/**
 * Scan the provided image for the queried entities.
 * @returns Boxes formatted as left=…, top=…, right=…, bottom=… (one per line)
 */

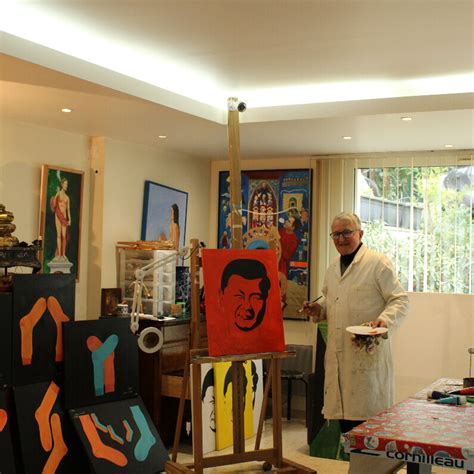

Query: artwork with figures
left=39, top=165, right=84, bottom=280
left=201, top=249, right=285, bottom=357
left=140, top=180, right=188, bottom=251
left=217, top=169, right=312, bottom=320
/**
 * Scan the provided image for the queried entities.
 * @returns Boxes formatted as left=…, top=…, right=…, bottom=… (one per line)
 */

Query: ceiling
left=1, top=0, right=473, bottom=159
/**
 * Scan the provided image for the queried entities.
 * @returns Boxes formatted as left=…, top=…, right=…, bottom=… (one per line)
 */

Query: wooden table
left=344, top=379, right=474, bottom=473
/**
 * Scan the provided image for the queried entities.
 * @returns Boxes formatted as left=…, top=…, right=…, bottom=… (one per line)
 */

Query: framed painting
left=217, top=169, right=312, bottom=320
left=39, top=165, right=84, bottom=281
left=101, top=288, right=122, bottom=317
left=140, top=180, right=188, bottom=251
left=201, top=249, right=285, bottom=357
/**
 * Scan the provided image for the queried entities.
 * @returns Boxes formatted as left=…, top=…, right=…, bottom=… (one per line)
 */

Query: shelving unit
left=116, top=247, right=176, bottom=316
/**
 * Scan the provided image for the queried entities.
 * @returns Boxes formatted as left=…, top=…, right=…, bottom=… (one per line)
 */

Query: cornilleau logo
left=387, top=452, right=465, bottom=469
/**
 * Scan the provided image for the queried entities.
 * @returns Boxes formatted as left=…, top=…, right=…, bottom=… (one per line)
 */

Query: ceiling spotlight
left=401, top=117, right=412, bottom=121
left=158, top=135, right=167, bottom=139
left=445, top=144, right=454, bottom=148
left=61, top=108, right=73, bottom=113
left=342, top=136, right=352, bottom=140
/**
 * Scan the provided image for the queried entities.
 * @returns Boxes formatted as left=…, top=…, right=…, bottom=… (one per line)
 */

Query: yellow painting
left=214, top=361, right=254, bottom=450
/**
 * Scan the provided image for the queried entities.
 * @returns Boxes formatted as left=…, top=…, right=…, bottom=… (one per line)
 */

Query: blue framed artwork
left=140, top=181, right=188, bottom=250
left=217, top=169, right=312, bottom=320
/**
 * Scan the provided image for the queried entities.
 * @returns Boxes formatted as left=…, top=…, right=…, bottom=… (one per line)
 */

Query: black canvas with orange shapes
left=0, top=388, right=17, bottom=474
left=63, top=319, right=138, bottom=409
left=70, top=396, right=168, bottom=473
left=0, top=293, right=12, bottom=387
left=14, top=381, right=86, bottom=474
left=201, top=249, right=286, bottom=357
left=11, top=274, right=75, bottom=386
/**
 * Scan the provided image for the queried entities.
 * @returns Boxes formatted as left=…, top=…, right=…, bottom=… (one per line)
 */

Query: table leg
left=406, top=462, right=432, bottom=474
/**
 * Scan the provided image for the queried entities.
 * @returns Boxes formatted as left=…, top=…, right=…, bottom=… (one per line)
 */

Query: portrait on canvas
left=217, top=169, right=312, bottom=320
left=140, top=180, right=188, bottom=251
left=39, top=165, right=84, bottom=280
left=201, top=249, right=285, bottom=357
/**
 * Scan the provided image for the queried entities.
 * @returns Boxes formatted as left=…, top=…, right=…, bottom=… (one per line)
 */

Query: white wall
left=100, top=138, right=211, bottom=288
left=1, top=119, right=90, bottom=319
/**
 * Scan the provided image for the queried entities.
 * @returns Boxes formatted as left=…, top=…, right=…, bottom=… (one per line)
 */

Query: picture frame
left=140, top=180, right=188, bottom=251
left=39, top=165, right=84, bottom=281
left=100, top=288, right=122, bottom=317
left=217, top=169, right=312, bottom=321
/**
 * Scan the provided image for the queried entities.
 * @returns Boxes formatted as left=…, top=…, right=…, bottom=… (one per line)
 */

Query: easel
left=166, top=99, right=316, bottom=473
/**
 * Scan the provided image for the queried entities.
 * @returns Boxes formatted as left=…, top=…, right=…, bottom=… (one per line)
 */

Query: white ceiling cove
left=1, top=0, right=473, bottom=158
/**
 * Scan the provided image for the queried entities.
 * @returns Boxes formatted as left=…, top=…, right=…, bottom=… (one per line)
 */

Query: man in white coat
left=303, top=212, right=408, bottom=473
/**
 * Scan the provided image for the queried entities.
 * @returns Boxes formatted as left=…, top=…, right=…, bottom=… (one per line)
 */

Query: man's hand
left=368, top=319, right=388, bottom=339
left=300, top=301, right=322, bottom=321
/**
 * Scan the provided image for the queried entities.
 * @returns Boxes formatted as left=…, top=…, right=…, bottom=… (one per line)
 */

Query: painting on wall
left=69, top=396, right=168, bottom=473
left=140, top=180, right=188, bottom=251
left=201, top=249, right=285, bottom=357
left=213, top=361, right=254, bottom=451
left=39, top=165, right=84, bottom=280
left=217, top=169, right=312, bottom=320
left=14, top=381, right=86, bottom=474
left=63, top=319, right=139, bottom=409
left=11, top=274, right=75, bottom=386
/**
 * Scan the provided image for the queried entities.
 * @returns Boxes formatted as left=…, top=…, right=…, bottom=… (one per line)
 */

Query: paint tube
left=434, top=395, right=467, bottom=405
left=427, top=390, right=450, bottom=400
left=448, top=387, right=474, bottom=396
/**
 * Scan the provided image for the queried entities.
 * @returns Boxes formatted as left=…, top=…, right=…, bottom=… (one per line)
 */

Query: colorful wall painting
left=217, top=169, right=312, bottom=320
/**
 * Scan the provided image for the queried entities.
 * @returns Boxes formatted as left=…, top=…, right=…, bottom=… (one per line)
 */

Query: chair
left=280, top=344, right=313, bottom=421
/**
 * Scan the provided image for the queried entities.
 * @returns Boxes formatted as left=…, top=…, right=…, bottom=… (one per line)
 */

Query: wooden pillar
left=227, top=97, right=244, bottom=249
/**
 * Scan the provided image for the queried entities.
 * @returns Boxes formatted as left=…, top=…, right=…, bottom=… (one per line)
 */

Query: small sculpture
left=0, top=204, right=19, bottom=247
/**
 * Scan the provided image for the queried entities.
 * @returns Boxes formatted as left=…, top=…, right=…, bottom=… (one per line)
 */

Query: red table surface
left=346, top=398, right=474, bottom=461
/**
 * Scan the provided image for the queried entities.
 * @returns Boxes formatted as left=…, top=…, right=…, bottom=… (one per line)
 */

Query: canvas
left=11, top=274, right=75, bottom=386
left=14, top=381, right=86, bottom=474
left=250, top=359, right=264, bottom=432
left=200, top=363, right=216, bottom=454
left=202, top=249, right=285, bottom=357
left=217, top=169, right=312, bottom=320
left=140, top=180, right=188, bottom=252
left=39, top=165, right=84, bottom=280
left=63, top=319, right=139, bottom=409
left=70, top=396, right=168, bottom=473
left=0, top=293, right=12, bottom=387
left=0, top=388, right=17, bottom=474
left=213, top=361, right=254, bottom=451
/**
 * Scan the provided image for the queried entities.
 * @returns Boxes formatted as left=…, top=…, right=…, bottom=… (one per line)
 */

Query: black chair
left=280, top=344, right=312, bottom=421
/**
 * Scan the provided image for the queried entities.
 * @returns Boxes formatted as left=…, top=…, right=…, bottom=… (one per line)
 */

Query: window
left=354, top=163, right=473, bottom=294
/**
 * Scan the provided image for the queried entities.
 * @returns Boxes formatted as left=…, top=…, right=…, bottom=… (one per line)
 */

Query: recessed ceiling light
left=158, top=135, right=167, bottom=139
left=342, top=136, right=352, bottom=140
left=401, top=117, right=412, bottom=121
left=445, top=144, right=454, bottom=148
left=61, top=108, right=73, bottom=113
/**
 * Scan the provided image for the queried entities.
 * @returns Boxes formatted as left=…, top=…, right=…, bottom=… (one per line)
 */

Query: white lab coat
left=318, top=244, right=408, bottom=420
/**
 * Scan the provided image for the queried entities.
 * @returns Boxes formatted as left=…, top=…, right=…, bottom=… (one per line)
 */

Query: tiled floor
left=172, top=418, right=455, bottom=473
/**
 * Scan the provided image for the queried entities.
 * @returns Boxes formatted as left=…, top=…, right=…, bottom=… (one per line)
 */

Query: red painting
left=202, top=249, right=285, bottom=357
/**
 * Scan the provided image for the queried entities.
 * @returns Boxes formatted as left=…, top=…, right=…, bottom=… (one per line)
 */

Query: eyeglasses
left=329, top=229, right=358, bottom=240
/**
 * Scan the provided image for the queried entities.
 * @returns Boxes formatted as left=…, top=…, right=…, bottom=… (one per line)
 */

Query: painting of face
left=202, top=249, right=285, bottom=357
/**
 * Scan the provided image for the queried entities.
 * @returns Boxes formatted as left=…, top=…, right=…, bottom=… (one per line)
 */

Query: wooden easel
left=166, top=98, right=316, bottom=473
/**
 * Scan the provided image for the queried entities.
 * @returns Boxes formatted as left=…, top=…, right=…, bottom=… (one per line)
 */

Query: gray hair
left=332, top=212, right=362, bottom=229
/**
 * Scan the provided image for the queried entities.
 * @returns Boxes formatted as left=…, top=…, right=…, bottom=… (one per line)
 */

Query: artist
left=302, top=212, right=408, bottom=470
left=219, top=258, right=270, bottom=332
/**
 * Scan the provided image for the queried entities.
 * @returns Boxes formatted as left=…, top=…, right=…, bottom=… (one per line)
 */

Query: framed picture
left=217, top=169, right=312, bottom=320
left=140, top=180, right=188, bottom=251
left=39, top=165, right=84, bottom=281
left=100, top=288, right=122, bottom=317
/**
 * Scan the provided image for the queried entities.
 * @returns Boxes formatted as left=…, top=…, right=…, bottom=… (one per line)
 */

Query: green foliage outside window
left=359, top=166, right=473, bottom=294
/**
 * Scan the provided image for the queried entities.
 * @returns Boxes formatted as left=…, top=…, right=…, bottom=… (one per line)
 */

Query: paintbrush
left=297, top=295, right=323, bottom=313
